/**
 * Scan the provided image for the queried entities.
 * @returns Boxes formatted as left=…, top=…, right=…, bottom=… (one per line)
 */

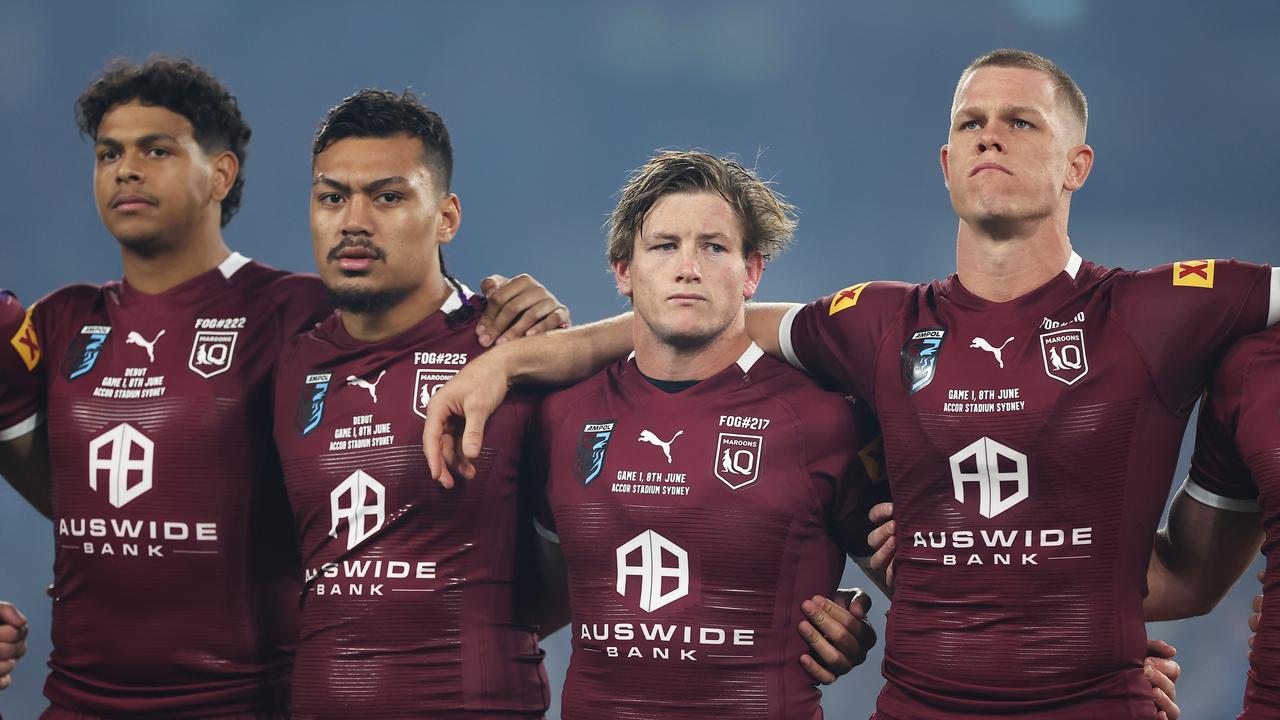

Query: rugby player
left=0, top=57, right=568, bottom=717
left=1149, top=324, right=1277, bottom=717
left=272, top=88, right=554, bottom=718
left=424, top=48, right=1270, bottom=718
left=531, top=150, right=884, bottom=719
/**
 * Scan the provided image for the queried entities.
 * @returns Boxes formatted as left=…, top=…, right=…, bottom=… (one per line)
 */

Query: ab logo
left=949, top=437, right=1029, bottom=518
left=88, top=423, right=154, bottom=508
left=616, top=529, right=689, bottom=612
left=329, top=470, right=386, bottom=549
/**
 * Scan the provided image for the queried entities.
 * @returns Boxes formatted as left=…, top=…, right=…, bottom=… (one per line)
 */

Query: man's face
left=93, top=100, right=227, bottom=252
left=614, top=191, right=763, bottom=350
left=310, top=134, right=457, bottom=312
left=941, top=66, right=1087, bottom=228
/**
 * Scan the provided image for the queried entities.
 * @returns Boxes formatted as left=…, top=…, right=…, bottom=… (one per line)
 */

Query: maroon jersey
left=30, top=253, right=329, bottom=718
left=537, top=345, right=881, bottom=720
left=781, top=255, right=1278, bottom=718
left=272, top=289, right=549, bottom=719
left=1, top=291, right=42, bottom=439
left=1187, top=324, right=1280, bottom=719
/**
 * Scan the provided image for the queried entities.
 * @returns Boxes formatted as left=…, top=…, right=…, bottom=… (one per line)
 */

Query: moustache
left=327, top=240, right=386, bottom=262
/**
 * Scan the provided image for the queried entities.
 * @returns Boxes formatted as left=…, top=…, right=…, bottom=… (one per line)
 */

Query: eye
left=960, top=120, right=980, bottom=131
left=146, top=147, right=171, bottom=158
left=317, top=193, right=344, bottom=205
left=97, top=149, right=119, bottom=162
left=706, top=243, right=728, bottom=254
left=374, top=192, right=401, bottom=204
left=1012, top=119, right=1033, bottom=130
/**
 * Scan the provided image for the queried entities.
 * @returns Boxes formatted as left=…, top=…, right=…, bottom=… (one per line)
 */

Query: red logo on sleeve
left=9, top=305, right=40, bottom=371
left=1172, top=260, right=1215, bottom=288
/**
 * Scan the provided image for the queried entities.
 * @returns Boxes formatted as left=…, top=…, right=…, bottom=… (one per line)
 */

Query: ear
left=742, top=251, right=765, bottom=300
left=612, top=257, right=633, bottom=299
left=209, top=150, right=239, bottom=203
left=939, top=144, right=951, bottom=190
left=435, top=193, right=462, bottom=245
left=1063, top=143, right=1094, bottom=192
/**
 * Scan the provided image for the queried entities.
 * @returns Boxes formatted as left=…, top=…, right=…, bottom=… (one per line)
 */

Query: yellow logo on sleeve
left=9, top=305, right=40, bottom=371
left=829, top=282, right=871, bottom=316
left=1172, top=260, right=1214, bottom=288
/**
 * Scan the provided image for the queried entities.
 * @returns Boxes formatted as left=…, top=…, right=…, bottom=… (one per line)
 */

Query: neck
left=633, top=318, right=752, bottom=382
left=341, top=274, right=454, bottom=343
left=954, top=208, right=1072, bottom=302
left=120, top=225, right=231, bottom=294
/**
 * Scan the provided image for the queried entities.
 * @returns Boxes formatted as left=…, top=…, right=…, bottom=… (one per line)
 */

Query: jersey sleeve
left=0, top=292, right=43, bottom=440
left=1185, top=332, right=1270, bottom=512
left=1113, top=260, right=1278, bottom=413
left=527, top=394, right=559, bottom=543
left=798, top=392, right=886, bottom=560
left=779, top=281, right=912, bottom=402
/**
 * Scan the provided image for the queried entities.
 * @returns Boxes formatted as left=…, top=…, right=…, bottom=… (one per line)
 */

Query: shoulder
left=34, top=282, right=107, bottom=313
left=815, top=279, right=919, bottom=319
left=1111, top=258, right=1268, bottom=292
left=1217, top=324, right=1280, bottom=391
left=541, top=364, right=614, bottom=428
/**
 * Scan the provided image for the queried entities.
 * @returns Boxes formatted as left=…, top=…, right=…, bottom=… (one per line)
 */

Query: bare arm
left=744, top=302, right=801, bottom=361
left=424, top=315, right=633, bottom=487
left=0, top=426, right=51, bottom=519
left=1144, top=485, right=1263, bottom=621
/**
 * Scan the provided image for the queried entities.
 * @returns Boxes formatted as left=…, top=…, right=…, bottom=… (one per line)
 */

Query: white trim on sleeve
left=533, top=517, right=560, bottom=544
left=1181, top=476, right=1261, bottom=513
left=1267, top=267, right=1279, bottom=328
left=0, top=411, right=43, bottom=442
left=778, top=304, right=809, bottom=374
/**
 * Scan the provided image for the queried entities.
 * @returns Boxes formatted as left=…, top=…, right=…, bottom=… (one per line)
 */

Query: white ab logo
left=329, top=470, right=386, bottom=549
left=88, top=423, right=154, bottom=508
left=616, top=529, right=689, bottom=612
left=949, top=437, right=1029, bottom=518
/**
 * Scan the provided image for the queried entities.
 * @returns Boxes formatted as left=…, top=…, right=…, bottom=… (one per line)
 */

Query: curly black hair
left=313, top=89, right=452, bottom=193
left=75, top=55, right=251, bottom=228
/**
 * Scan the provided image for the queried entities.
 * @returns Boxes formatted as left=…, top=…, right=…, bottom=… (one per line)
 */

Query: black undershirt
left=639, top=371, right=700, bottom=394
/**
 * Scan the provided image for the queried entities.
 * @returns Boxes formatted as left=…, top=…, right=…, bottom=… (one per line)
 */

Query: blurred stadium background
left=1, top=1, right=1276, bottom=717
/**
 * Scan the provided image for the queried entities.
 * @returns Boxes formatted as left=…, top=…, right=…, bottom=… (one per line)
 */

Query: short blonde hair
left=955, top=49, right=1088, bottom=137
left=607, top=150, right=797, bottom=264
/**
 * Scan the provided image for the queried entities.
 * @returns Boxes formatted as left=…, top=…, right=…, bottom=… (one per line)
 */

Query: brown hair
left=607, top=150, right=797, bottom=264
left=955, top=49, right=1088, bottom=136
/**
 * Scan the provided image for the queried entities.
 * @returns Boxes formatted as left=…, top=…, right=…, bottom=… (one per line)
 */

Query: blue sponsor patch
left=297, top=373, right=332, bottom=435
left=900, top=327, right=946, bottom=394
left=62, top=325, right=111, bottom=381
left=575, top=420, right=616, bottom=485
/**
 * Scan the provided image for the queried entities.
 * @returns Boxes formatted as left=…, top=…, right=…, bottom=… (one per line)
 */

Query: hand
left=476, top=274, right=570, bottom=348
left=797, top=589, right=877, bottom=684
left=867, top=502, right=896, bottom=588
left=1145, top=638, right=1180, bottom=720
left=0, top=602, right=28, bottom=691
left=422, top=352, right=512, bottom=488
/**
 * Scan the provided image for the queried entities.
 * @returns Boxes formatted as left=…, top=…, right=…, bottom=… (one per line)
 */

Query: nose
left=115, top=151, right=143, bottom=184
left=341, top=195, right=373, bottom=238
left=675, top=246, right=702, bottom=283
left=977, top=127, right=1005, bottom=154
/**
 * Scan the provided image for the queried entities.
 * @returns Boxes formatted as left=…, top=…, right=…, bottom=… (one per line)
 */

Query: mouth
left=329, top=243, right=384, bottom=273
left=667, top=293, right=707, bottom=304
left=970, top=163, right=1012, bottom=177
left=111, top=194, right=158, bottom=211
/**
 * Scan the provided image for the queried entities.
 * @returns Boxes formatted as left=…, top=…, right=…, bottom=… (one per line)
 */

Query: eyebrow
left=311, top=175, right=412, bottom=194
left=95, top=133, right=180, bottom=148
left=649, top=231, right=730, bottom=241
left=955, top=105, right=1047, bottom=120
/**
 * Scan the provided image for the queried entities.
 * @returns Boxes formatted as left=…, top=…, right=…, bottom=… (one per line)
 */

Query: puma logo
left=638, top=429, right=684, bottom=464
left=970, top=336, right=1015, bottom=369
left=346, top=370, right=387, bottom=403
left=125, top=329, right=166, bottom=362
